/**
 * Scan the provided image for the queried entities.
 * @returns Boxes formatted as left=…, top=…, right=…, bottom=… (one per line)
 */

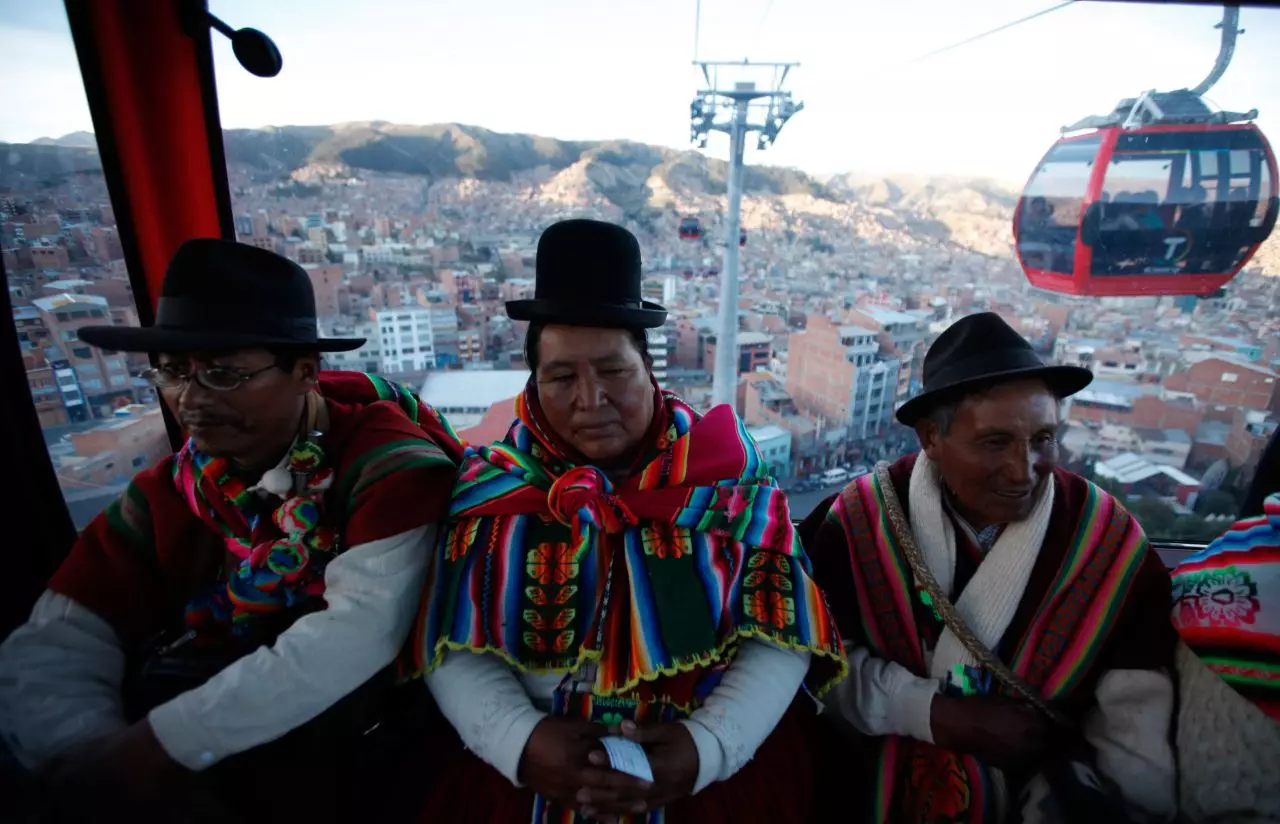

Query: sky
left=2, top=0, right=1279, bottom=182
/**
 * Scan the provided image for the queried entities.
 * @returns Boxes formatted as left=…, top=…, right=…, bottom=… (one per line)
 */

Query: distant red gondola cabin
left=1014, top=92, right=1278, bottom=297
left=678, top=217, right=702, bottom=240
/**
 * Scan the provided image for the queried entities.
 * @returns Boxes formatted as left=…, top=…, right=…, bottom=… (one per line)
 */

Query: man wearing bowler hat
left=0, top=239, right=465, bottom=820
left=800, top=312, right=1178, bottom=822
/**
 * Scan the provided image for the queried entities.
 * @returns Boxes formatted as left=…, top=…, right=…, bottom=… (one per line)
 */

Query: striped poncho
left=802, top=453, right=1173, bottom=823
left=50, top=371, right=465, bottom=647
left=415, top=388, right=845, bottom=717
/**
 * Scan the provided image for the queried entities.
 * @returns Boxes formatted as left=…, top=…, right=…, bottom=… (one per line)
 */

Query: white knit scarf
left=907, top=454, right=1055, bottom=680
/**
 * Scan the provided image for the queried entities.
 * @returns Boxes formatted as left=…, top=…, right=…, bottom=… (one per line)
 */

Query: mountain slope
left=2, top=122, right=837, bottom=209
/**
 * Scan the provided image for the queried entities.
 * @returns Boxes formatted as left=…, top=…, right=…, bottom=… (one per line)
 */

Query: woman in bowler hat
left=415, top=218, right=847, bottom=823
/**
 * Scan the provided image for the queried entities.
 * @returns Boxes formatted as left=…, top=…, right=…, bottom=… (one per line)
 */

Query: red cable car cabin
left=678, top=216, right=702, bottom=240
left=1014, top=93, right=1279, bottom=297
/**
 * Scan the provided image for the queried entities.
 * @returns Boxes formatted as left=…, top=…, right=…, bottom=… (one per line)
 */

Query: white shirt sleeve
left=425, top=640, right=811, bottom=795
left=0, top=591, right=129, bottom=770
left=678, top=639, right=810, bottom=794
left=424, top=649, right=547, bottom=787
left=822, top=645, right=940, bottom=743
left=147, top=524, right=436, bottom=770
left=1083, top=669, right=1177, bottom=819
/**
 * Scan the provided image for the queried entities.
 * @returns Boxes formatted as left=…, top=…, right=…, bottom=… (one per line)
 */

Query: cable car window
left=1, top=6, right=169, bottom=529
left=1017, top=136, right=1100, bottom=275
left=200, top=0, right=1278, bottom=548
left=1091, top=130, right=1275, bottom=278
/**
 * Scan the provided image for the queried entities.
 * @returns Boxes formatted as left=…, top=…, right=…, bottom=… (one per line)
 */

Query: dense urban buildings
left=3, top=126, right=1278, bottom=538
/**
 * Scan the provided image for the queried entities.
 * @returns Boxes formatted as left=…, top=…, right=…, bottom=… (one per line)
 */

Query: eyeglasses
left=142, top=363, right=279, bottom=392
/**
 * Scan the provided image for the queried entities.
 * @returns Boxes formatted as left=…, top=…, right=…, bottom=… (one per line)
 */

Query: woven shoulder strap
left=873, top=462, right=1072, bottom=728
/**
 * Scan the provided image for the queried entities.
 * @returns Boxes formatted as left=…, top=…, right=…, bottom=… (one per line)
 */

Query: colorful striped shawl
left=828, top=461, right=1149, bottom=823
left=1172, top=492, right=1280, bottom=720
left=50, top=370, right=464, bottom=649
left=416, top=389, right=846, bottom=706
left=169, top=372, right=464, bottom=640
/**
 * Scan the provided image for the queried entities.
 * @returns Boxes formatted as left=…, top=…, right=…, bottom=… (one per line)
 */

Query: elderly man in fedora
left=0, top=239, right=464, bottom=821
left=414, top=219, right=846, bottom=823
left=799, top=312, right=1178, bottom=823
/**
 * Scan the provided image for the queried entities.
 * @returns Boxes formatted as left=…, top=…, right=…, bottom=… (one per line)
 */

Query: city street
left=785, top=485, right=841, bottom=521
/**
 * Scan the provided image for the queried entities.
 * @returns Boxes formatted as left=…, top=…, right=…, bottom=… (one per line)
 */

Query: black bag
left=122, top=627, right=246, bottom=722
left=124, top=622, right=397, bottom=743
left=1016, top=758, right=1149, bottom=824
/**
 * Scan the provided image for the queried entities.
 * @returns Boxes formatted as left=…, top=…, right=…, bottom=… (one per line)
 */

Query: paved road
left=784, top=485, right=842, bottom=521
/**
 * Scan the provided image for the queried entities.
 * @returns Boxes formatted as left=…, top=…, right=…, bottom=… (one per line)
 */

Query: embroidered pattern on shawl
left=173, top=371, right=463, bottom=638
left=420, top=390, right=845, bottom=824
left=173, top=431, right=336, bottom=635
left=1172, top=492, right=1280, bottom=719
left=831, top=467, right=1149, bottom=823
left=418, top=390, right=845, bottom=701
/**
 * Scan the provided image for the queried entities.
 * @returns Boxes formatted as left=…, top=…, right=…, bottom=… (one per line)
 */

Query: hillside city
left=3, top=124, right=1279, bottom=537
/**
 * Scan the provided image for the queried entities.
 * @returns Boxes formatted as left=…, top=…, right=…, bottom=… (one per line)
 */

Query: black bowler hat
left=77, top=238, right=365, bottom=353
left=896, top=312, right=1093, bottom=426
left=506, top=219, right=667, bottom=329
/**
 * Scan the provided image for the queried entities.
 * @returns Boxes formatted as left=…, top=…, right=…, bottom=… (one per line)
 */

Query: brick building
left=1164, top=355, right=1278, bottom=413
left=787, top=316, right=900, bottom=440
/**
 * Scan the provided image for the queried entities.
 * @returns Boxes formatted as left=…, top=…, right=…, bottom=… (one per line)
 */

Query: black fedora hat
left=506, top=219, right=667, bottom=329
left=77, top=238, right=365, bottom=353
left=896, top=312, right=1093, bottom=426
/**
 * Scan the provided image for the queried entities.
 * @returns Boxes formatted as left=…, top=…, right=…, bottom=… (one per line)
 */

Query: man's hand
left=929, top=694, right=1052, bottom=768
left=578, top=720, right=699, bottom=820
left=45, top=720, right=188, bottom=813
left=518, top=716, right=652, bottom=812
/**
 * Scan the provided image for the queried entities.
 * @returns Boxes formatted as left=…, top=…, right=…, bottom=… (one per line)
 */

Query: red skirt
left=420, top=702, right=821, bottom=824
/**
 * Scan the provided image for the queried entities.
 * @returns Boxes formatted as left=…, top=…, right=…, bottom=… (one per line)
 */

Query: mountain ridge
left=1, top=123, right=1020, bottom=207
left=4, top=123, right=1275, bottom=274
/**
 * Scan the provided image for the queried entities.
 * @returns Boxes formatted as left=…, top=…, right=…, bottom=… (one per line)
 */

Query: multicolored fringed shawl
left=416, top=387, right=846, bottom=824
left=827, top=463, right=1149, bottom=823
left=49, top=371, right=463, bottom=649
left=172, top=371, right=464, bottom=643
left=1172, top=492, right=1280, bottom=720
left=174, top=412, right=336, bottom=639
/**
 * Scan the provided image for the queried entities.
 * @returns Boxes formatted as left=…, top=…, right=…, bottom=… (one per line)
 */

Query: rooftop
left=1194, top=420, right=1232, bottom=447
left=421, top=369, right=529, bottom=407
left=1134, top=427, right=1192, bottom=444
left=458, top=397, right=518, bottom=445
left=1205, top=335, right=1258, bottom=350
left=1073, top=388, right=1134, bottom=408
left=835, top=324, right=878, bottom=340
left=1095, top=452, right=1200, bottom=486
left=748, top=425, right=790, bottom=443
left=32, top=293, right=109, bottom=312
left=1060, top=337, right=1109, bottom=349
left=748, top=376, right=791, bottom=403
left=1182, top=351, right=1279, bottom=377
left=858, top=305, right=921, bottom=327
left=1084, top=378, right=1151, bottom=399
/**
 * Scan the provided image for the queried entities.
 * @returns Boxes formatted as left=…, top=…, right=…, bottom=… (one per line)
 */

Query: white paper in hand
left=600, top=735, right=654, bottom=782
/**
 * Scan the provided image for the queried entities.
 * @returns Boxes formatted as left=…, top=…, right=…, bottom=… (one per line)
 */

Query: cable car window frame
left=1015, top=134, right=1102, bottom=277
left=1089, top=127, right=1277, bottom=278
